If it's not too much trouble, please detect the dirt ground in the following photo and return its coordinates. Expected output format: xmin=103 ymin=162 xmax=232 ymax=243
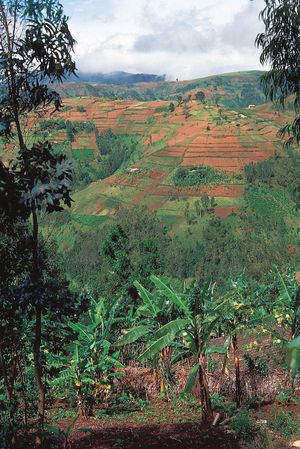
xmin=69 ymin=420 xmax=240 ymax=449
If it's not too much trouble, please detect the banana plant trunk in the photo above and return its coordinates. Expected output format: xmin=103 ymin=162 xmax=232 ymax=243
xmin=77 ymin=388 xmax=86 ymax=418
xmin=159 ymin=347 xmax=171 ymax=400
xmin=221 ymin=349 xmax=229 ymax=376
xmin=232 ymin=334 xmax=242 ymax=407
xmin=198 ymin=354 xmax=213 ymax=424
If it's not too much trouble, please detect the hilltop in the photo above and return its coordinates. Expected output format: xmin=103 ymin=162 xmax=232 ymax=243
xmin=56 ymin=70 xmax=266 ymax=109
xmin=66 ymin=71 xmax=166 ymax=85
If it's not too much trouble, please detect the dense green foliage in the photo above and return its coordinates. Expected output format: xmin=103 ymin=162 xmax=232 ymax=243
xmin=96 ymin=129 xmax=141 ymax=178
xmin=173 ymin=166 xmax=238 ymax=186
xmin=256 ymin=0 xmax=300 ymax=145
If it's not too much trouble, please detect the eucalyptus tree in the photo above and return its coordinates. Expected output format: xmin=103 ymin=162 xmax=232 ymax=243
xmin=256 ymin=0 xmax=300 ymax=145
xmin=0 ymin=0 xmax=76 ymax=432
xmin=0 ymin=0 xmax=76 ymax=145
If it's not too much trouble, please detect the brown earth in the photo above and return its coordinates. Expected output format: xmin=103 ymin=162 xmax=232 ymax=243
xmin=152 ymin=185 xmax=244 ymax=198
xmin=68 ymin=419 xmax=240 ymax=449
xmin=214 ymin=207 xmax=240 ymax=218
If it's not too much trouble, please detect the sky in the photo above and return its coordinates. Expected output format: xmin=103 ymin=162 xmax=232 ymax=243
xmin=62 ymin=0 xmax=266 ymax=81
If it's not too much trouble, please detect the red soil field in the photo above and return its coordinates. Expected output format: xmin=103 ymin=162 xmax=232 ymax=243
xmin=144 ymin=130 xmax=165 ymax=145
xmin=134 ymin=171 xmax=167 ymax=203
xmin=93 ymin=202 xmax=105 ymax=214
xmin=214 ymin=206 xmax=240 ymax=218
xmin=104 ymin=173 xmax=142 ymax=187
xmin=157 ymin=152 xmax=183 ymax=157
xmin=152 ymin=184 xmax=244 ymax=197
xmin=149 ymin=170 xmax=168 ymax=180
xmin=180 ymin=155 xmax=269 ymax=172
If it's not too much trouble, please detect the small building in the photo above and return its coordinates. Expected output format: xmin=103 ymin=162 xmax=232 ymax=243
xmin=127 ymin=167 xmax=140 ymax=173
xmin=248 ymin=104 xmax=256 ymax=109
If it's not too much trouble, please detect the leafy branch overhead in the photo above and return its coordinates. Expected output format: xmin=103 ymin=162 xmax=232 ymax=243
xmin=256 ymin=0 xmax=300 ymax=144
xmin=0 ymin=0 xmax=76 ymax=139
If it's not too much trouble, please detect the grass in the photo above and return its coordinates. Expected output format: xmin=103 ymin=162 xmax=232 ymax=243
xmin=72 ymin=215 xmax=109 ymax=226
xmin=72 ymin=148 xmax=95 ymax=161
xmin=246 ymin=187 xmax=294 ymax=220
xmin=105 ymin=198 xmax=122 ymax=209
xmin=215 ymin=196 xmax=244 ymax=207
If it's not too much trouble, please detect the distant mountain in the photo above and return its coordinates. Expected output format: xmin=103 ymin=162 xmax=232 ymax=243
xmin=57 ymin=70 xmax=266 ymax=109
xmin=67 ymin=71 xmax=166 ymax=85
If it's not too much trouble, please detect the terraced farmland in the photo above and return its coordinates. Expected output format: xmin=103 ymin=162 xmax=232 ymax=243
xmin=39 ymin=96 xmax=285 ymax=237
xmin=0 ymin=94 xmax=286 ymax=239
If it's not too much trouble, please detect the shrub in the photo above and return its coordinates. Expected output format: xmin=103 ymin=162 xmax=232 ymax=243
xmin=211 ymin=393 xmax=237 ymax=416
xmin=231 ymin=409 xmax=257 ymax=441
xmin=173 ymin=166 xmax=232 ymax=186
xmin=0 ymin=399 xmax=23 ymax=449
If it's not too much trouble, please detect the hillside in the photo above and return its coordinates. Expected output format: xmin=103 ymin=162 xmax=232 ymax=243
xmin=56 ymin=70 xmax=266 ymax=108
xmin=29 ymin=94 xmax=297 ymax=252
xmin=66 ymin=71 xmax=166 ymax=84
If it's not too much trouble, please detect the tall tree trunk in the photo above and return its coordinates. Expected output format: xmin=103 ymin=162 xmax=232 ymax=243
xmin=34 ymin=304 xmax=45 ymax=428
xmin=32 ymin=209 xmax=45 ymax=432
xmin=198 ymin=354 xmax=213 ymax=424
xmin=232 ymin=334 xmax=242 ymax=407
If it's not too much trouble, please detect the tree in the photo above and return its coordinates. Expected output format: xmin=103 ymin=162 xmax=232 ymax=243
xmin=101 ymin=206 xmax=170 ymax=300
xmin=0 ymin=0 xmax=76 ymax=434
xmin=195 ymin=91 xmax=206 ymax=103
xmin=1 ymin=142 xmax=73 ymax=431
xmin=177 ymin=95 xmax=183 ymax=106
xmin=169 ymin=102 xmax=175 ymax=112
xmin=256 ymin=0 xmax=300 ymax=145
xmin=0 ymin=211 xmax=31 ymax=406
xmin=0 ymin=0 xmax=76 ymax=146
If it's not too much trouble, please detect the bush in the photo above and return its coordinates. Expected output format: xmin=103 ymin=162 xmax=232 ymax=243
xmin=231 ymin=409 xmax=257 ymax=441
xmin=173 ymin=166 xmax=233 ymax=186
xmin=0 ymin=399 xmax=23 ymax=449
xmin=211 ymin=393 xmax=237 ymax=416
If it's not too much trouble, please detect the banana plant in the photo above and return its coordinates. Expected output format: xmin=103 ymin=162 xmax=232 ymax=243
xmin=287 ymin=336 xmax=300 ymax=387
xmin=117 ymin=276 xmax=227 ymax=424
xmin=115 ymin=279 xmax=177 ymax=397
xmin=272 ymin=267 xmax=300 ymax=341
xmin=270 ymin=268 xmax=300 ymax=388
xmin=219 ymin=277 xmax=266 ymax=407
xmin=66 ymin=296 xmax=124 ymax=416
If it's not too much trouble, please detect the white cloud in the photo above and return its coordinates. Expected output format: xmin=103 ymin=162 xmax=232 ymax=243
xmin=62 ymin=0 xmax=266 ymax=80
